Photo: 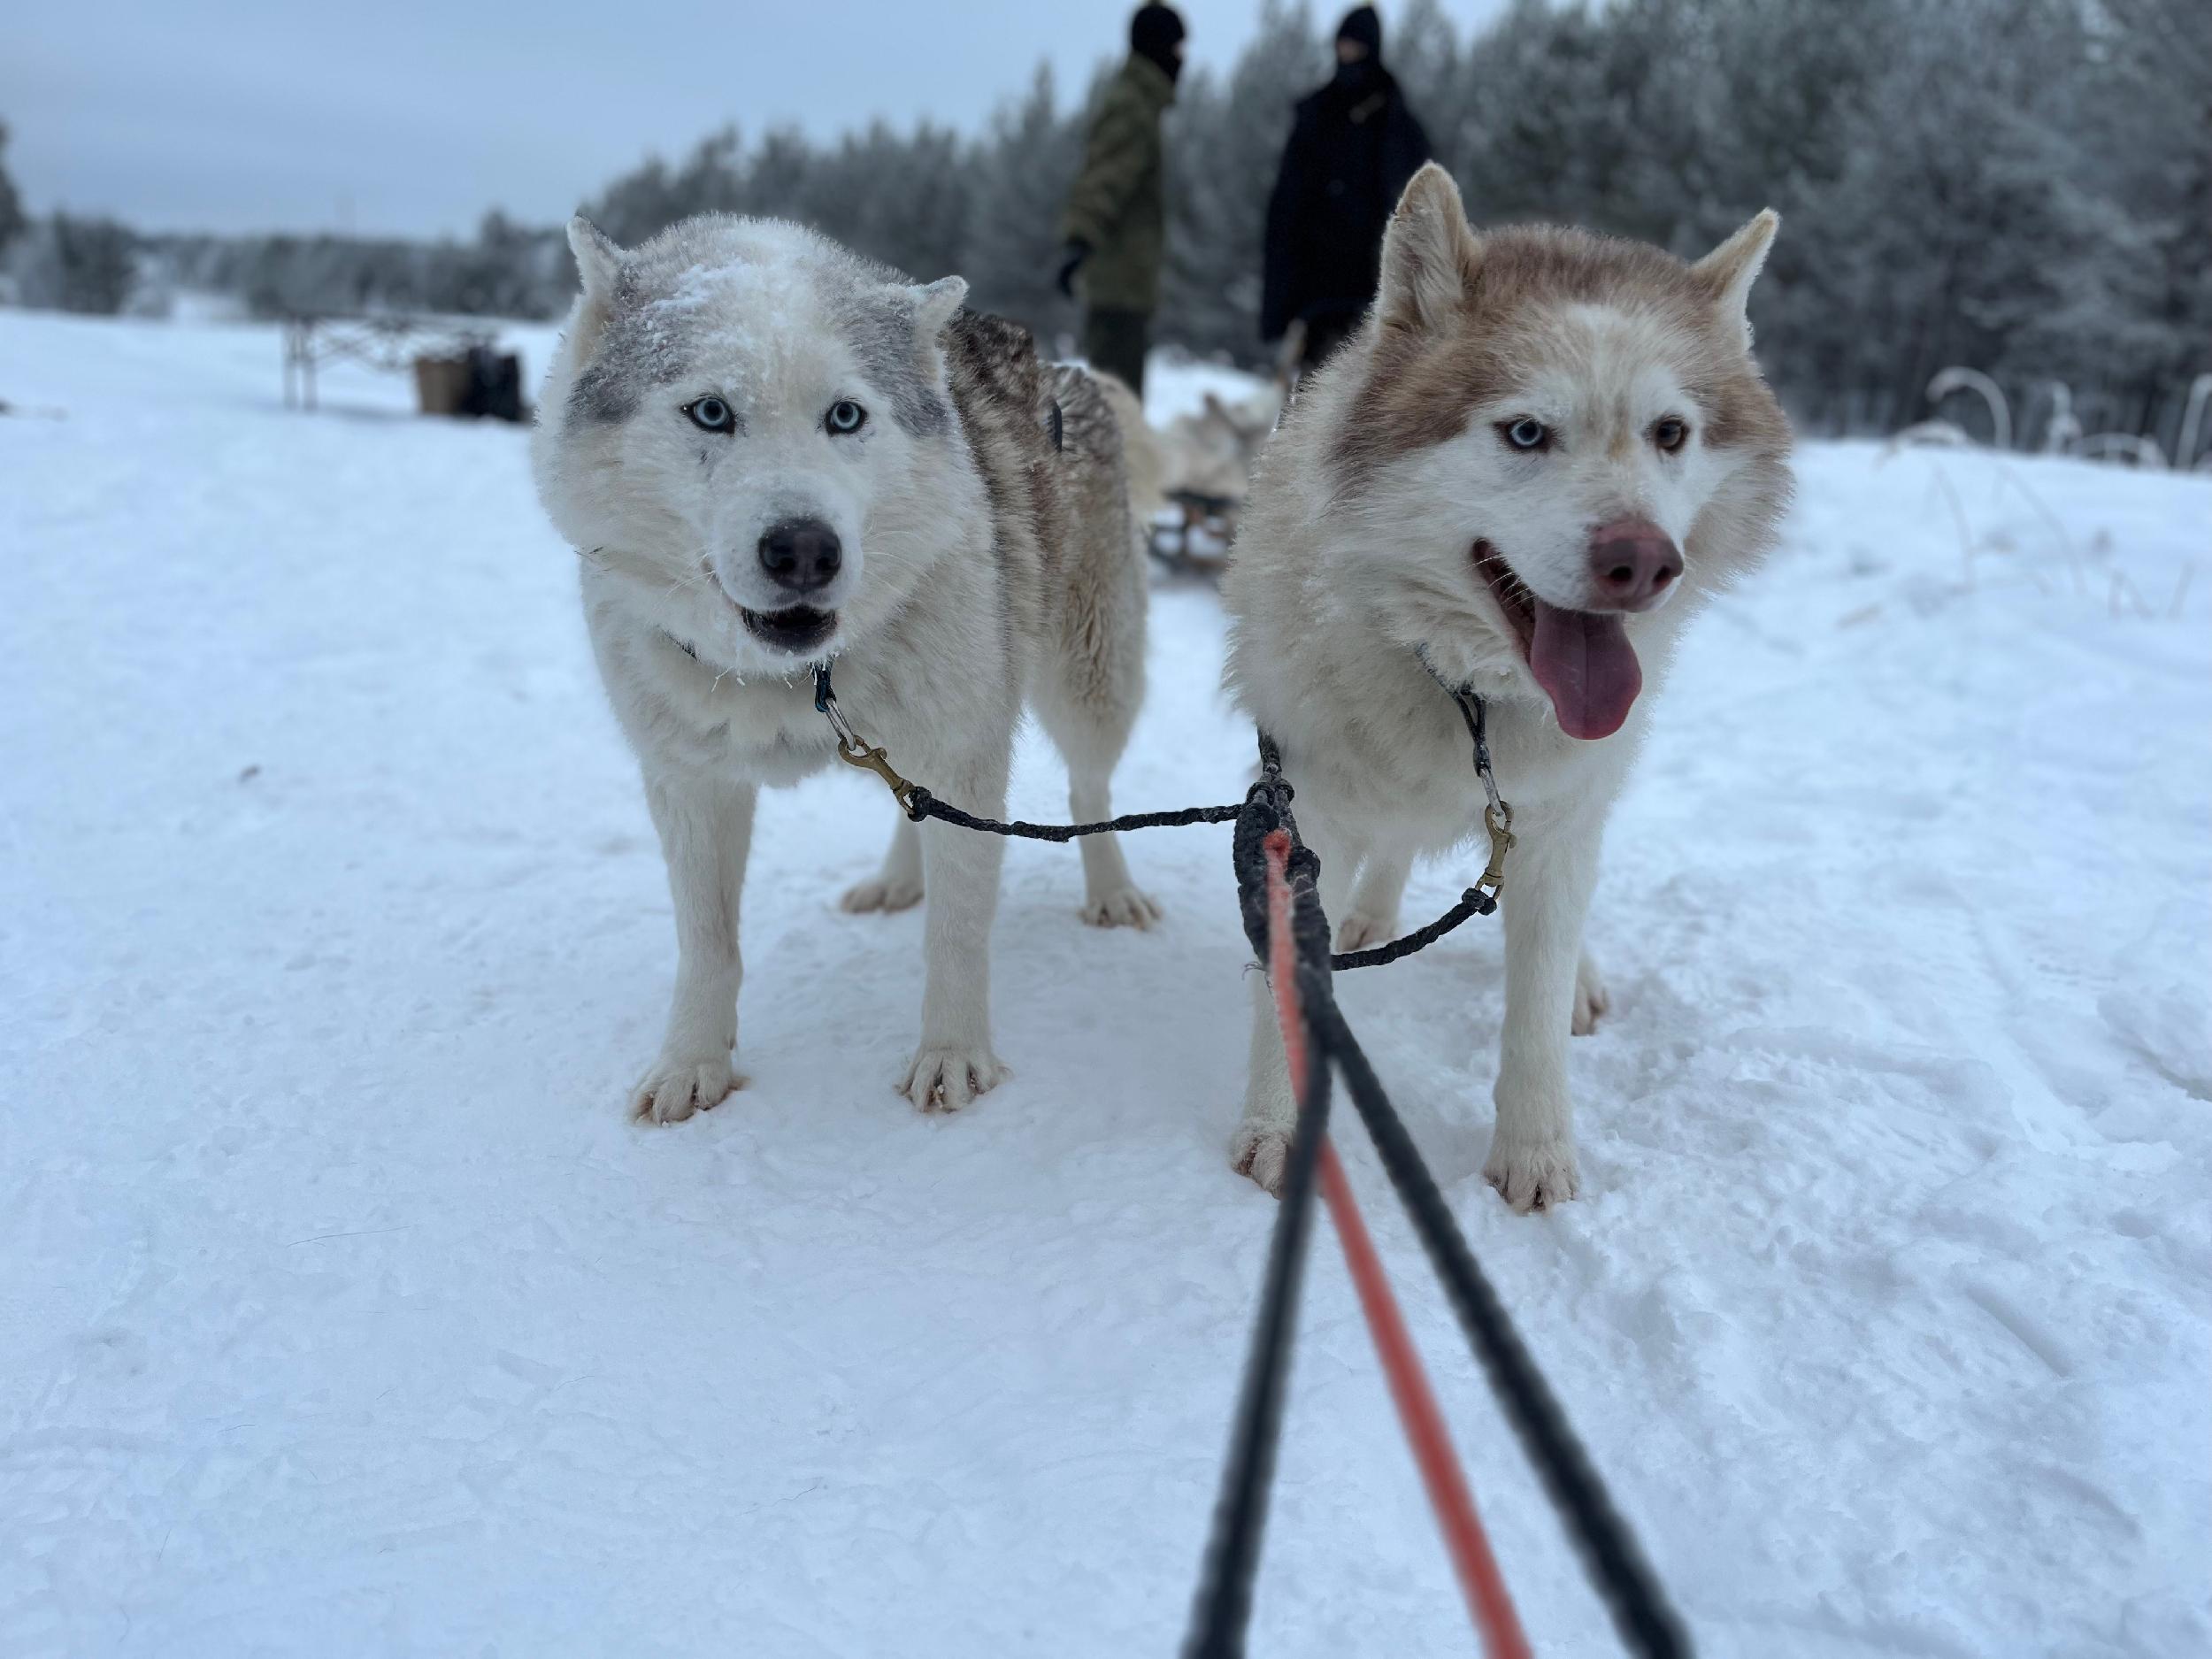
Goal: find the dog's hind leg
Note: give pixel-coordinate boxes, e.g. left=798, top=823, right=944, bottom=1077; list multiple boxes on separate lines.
left=1033, top=595, right=1161, bottom=932
left=634, top=770, right=756, bottom=1125
left=841, top=814, right=925, bottom=913
left=1333, top=842, right=1412, bottom=953
left=1572, top=949, right=1610, bottom=1035
left=1231, top=970, right=1298, bottom=1193
left=1051, top=703, right=1163, bottom=928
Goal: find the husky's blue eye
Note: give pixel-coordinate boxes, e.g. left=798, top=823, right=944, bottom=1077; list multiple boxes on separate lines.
left=1502, top=417, right=1550, bottom=452
left=686, top=396, right=735, bottom=434
left=826, top=399, right=867, bottom=435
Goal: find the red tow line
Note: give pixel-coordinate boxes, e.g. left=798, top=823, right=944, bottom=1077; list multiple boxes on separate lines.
left=1263, top=830, right=1532, bottom=1659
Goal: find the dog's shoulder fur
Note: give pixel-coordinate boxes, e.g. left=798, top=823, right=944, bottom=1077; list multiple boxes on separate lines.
left=937, top=309, right=1140, bottom=660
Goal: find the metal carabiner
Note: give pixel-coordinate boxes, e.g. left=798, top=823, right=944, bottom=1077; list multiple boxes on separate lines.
left=835, top=735, right=920, bottom=815
left=1475, top=799, right=1516, bottom=901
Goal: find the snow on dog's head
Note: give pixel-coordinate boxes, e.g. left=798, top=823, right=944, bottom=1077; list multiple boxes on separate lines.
left=1323, top=165, right=1793, bottom=740
left=533, top=214, right=969, bottom=670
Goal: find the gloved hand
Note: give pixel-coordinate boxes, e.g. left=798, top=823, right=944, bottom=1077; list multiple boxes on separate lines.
left=1055, top=240, right=1091, bottom=300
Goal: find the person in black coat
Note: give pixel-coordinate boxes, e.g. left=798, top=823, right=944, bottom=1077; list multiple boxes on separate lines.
left=1260, top=6, right=1433, bottom=377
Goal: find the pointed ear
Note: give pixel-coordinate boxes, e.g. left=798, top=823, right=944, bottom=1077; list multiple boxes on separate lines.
left=911, top=276, right=967, bottom=340
left=1693, top=210, right=1778, bottom=346
left=567, top=215, right=624, bottom=303
left=1377, top=163, right=1480, bottom=334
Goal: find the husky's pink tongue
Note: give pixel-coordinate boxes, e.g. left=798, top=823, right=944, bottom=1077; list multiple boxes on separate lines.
left=1527, top=599, right=1642, bottom=740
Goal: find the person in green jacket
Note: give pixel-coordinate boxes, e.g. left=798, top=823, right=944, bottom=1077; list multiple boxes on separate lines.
left=1056, top=4, right=1184, bottom=396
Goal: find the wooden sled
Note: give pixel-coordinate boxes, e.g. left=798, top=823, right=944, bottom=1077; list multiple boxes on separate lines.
left=1147, top=488, right=1240, bottom=577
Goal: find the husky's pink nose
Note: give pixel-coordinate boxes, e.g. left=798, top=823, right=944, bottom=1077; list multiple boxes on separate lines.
left=1587, top=518, right=1682, bottom=611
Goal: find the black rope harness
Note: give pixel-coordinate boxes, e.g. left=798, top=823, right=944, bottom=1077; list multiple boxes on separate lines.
left=806, top=657, right=1687, bottom=1653
left=906, top=791, right=1244, bottom=841
left=811, top=662, right=1509, bottom=972
left=1186, top=738, right=1691, bottom=1659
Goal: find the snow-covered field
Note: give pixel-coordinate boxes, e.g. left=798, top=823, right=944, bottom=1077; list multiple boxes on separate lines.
left=4, top=311, right=2208, bottom=1657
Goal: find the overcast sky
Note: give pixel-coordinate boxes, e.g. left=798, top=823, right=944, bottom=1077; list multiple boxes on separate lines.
left=4, top=1, right=1504, bottom=239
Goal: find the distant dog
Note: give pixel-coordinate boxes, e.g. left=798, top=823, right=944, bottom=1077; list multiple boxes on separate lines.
left=1158, top=385, right=1281, bottom=508
left=1222, top=165, right=1793, bottom=1210
left=1091, top=372, right=1167, bottom=523
left=533, top=215, right=1156, bottom=1123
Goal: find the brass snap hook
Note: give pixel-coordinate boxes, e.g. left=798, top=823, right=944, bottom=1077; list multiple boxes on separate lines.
left=835, top=736, right=919, bottom=815
left=1476, top=800, right=1515, bottom=900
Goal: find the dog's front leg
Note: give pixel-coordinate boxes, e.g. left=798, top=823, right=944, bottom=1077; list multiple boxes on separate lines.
left=633, top=770, right=757, bottom=1124
left=901, top=749, right=1010, bottom=1112
left=1485, top=817, right=1601, bottom=1210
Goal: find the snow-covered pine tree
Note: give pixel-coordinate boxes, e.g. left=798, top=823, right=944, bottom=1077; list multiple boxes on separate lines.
left=0, top=121, right=25, bottom=259
left=961, top=65, right=1087, bottom=349
left=14, top=213, right=138, bottom=315
left=1388, top=0, right=1465, bottom=180
left=1157, top=0, right=1325, bottom=359
left=78, top=0, right=2200, bottom=446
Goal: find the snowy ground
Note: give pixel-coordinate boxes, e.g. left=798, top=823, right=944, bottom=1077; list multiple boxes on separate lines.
left=4, top=311, right=2208, bottom=1657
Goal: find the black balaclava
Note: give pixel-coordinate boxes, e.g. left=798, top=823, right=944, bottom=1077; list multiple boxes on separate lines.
left=1334, top=4, right=1384, bottom=89
left=1131, top=4, right=1187, bottom=84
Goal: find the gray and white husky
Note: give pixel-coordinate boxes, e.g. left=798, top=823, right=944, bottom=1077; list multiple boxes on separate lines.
left=1223, top=165, right=1793, bottom=1210
left=533, top=215, right=1156, bottom=1124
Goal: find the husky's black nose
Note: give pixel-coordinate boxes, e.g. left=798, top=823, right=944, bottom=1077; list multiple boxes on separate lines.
left=757, top=519, right=842, bottom=593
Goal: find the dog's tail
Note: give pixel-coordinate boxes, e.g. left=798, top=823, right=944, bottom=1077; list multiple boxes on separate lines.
left=1089, top=371, right=1168, bottom=529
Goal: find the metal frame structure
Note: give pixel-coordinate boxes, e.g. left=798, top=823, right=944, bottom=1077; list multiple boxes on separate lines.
left=280, top=314, right=498, bottom=411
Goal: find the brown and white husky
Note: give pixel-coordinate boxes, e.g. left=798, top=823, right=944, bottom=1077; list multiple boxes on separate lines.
left=1222, top=165, right=1793, bottom=1211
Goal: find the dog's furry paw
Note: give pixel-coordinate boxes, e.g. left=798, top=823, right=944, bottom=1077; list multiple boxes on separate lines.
left=1333, top=910, right=1402, bottom=953
left=1083, top=886, right=1164, bottom=929
left=1230, top=1122, right=1294, bottom=1196
left=1572, top=955, right=1611, bottom=1036
left=841, top=873, right=924, bottom=914
left=1482, top=1134, right=1580, bottom=1213
left=630, top=1053, right=741, bottom=1125
left=900, top=1045, right=1007, bottom=1113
